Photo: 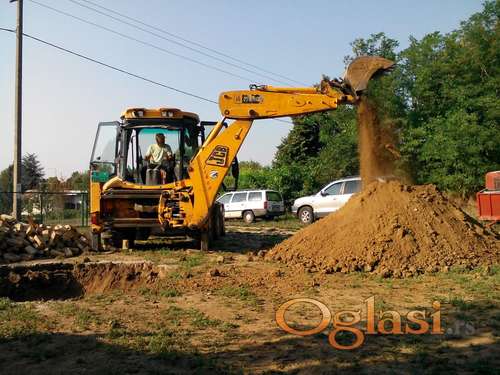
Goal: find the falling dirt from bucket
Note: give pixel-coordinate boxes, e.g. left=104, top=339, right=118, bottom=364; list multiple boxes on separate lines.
left=357, top=97, right=399, bottom=186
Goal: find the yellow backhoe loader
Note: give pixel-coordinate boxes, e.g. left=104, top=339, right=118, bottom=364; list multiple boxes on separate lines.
left=89, top=56, right=394, bottom=250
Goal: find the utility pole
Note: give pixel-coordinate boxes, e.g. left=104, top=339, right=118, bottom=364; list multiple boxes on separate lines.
left=12, top=0, right=23, bottom=219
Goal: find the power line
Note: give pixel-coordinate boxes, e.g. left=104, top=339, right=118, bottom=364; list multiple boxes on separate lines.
left=28, top=0, right=258, bottom=83
left=71, top=0, right=307, bottom=86
left=0, top=27, right=293, bottom=124
left=66, top=0, right=295, bottom=86
left=23, top=31, right=218, bottom=104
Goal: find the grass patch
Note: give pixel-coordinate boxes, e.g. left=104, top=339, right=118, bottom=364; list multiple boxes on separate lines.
left=228, top=213, right=301, bottom=230
left=147, top=327, right=189, bottom=354
left=217, top=285, right=260, bottom=308
left=187, top=308, right=222, bottom=329
left=163, top=305, right=185, bottom=326
left=179, top=253, right=206, bottom=270
left=0, top=298, right=44, bottom=338
left=54, top=304, right=100, bottom=330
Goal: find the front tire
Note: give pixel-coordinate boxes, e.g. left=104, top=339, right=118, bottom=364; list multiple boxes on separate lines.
left=242, top=210, right=255, bottom=224
left=298, top=206, right=314, bottom=225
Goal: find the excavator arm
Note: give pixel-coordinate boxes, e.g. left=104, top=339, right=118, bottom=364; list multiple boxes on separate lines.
left=158, top=56, right=394, bottom=249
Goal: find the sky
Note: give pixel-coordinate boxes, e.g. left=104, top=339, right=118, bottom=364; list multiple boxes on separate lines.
left=0, top=0, right=484, bottom=178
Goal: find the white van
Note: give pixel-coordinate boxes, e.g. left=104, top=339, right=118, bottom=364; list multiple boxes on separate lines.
left=216, top=190, right=285, bottom=223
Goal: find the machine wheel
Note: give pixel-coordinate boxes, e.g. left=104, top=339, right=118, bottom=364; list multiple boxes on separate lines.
left=91, top=232, right=102, bottom=251
left=298, top=206, right=314, bottom=225
left=200, top=228, right=213, bottom=251
left=102, top=229, right=136, bottom=249
left=102, top=231, right=122, bottom=249
left=242, top=210, right=255, bottom=224
left=219, top=210, right=226, bottom=237
left=213, top=203, right=225, bottom=238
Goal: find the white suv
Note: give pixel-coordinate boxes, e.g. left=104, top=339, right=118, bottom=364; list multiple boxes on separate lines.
left=217, top=190, right=285, bottom=223
left=292, top=177, right=361, bottom=224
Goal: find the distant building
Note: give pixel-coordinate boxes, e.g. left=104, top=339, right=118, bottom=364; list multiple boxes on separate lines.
left=22, top=190, right=87, bottom=216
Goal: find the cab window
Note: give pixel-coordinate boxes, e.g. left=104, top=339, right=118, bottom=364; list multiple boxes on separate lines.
left=324, top=182, right=343, bottom=195
left=343, top=180, right=361, bottom=194
left=231, top=192, right=248, bottom=203
left=248, top=192, right=262, bottom=201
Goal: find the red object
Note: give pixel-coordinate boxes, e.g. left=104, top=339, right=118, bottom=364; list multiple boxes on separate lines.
left=477, top=171, right=500, bottom=221
left=485, top=171, right=500, bottom=191
left=477, top=191, right=500, bottom=220
left=263, top=201, right=268, bottom=210
left=90, top=212, right=100, bottom=225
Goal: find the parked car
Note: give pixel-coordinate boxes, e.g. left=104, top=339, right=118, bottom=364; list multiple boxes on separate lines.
left=216, top=190, right=285, bottom=223
left=292, top=177, right=362, bottom=225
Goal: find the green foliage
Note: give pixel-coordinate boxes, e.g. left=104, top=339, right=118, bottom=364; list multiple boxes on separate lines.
left=398, top=0, right=500, bottom=194
left=344, top=31, right=400, bottom=64
left=0, top=153, right=45, bottom=214
left=401, top=110, right=500, bottom=195
left=239, top=2, right=499, bottom=199
left=65, top=170, right=90, bottom=191
left=273, top=116, right=321, bottom=167
left=22, top=153, right=45, bottom=190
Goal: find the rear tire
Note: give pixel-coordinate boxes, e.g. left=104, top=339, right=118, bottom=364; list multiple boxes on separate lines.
left=298, top=206, right=314, bottom=225
left=214, top=204, right=225, bottom=238
left=102, top=229, right=135, bottom=249
left=200, top=230, right=210, bottom=251
left=242, top=210, right=255, bottom=224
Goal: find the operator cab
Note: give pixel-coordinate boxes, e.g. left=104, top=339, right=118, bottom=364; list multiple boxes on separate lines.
left=90, top=107, right=211, bottom=185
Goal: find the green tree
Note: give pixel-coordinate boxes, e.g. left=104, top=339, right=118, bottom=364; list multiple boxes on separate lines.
left=0, top=154, right=45, bottom=213
left=65, top=171, right=90, bottom=191
left=21, top=153, right=44, bottom=190
left=273, top=116, right=321, bottom=167
left=399, top=0, right=500, bottom=194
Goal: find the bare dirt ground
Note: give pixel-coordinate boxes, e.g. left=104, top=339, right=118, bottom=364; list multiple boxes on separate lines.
left=1, top=221, right=499, bottom=374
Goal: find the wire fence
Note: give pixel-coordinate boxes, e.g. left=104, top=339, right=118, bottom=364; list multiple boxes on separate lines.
left=0, top=191, right=89, bottom=227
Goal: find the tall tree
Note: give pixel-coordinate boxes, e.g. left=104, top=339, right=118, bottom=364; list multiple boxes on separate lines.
left=22, top=153, right=44, bottom=190
left=65, top=171, right=90, bottom=191
left=273, top=116, right=322, bottom=167
left=0, top=153, right=44, bottom=213
left=399, top=0, right=500, bottom=194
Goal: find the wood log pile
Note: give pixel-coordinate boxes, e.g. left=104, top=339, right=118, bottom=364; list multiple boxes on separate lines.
left=0, top=214, right=92, bottom=263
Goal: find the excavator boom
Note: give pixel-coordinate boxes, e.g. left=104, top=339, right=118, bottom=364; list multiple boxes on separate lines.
left=219, top=56, right=394, bottom=119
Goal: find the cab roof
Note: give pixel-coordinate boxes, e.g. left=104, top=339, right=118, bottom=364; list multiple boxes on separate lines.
left=121, top=107, right=200, bottom=123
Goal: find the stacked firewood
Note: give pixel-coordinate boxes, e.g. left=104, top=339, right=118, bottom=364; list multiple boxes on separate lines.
left=0, top=214, right=92, bottom=263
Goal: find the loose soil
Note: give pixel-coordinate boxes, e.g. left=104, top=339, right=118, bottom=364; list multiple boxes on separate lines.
left=268, top=181, right=500, bottom=277
left=0, top=226, right=499, bottom=374
left=357, top=97, right=399, bottom=185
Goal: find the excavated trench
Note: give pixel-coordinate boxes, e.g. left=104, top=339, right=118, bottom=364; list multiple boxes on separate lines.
left=0, top=261, right=167, bottom=301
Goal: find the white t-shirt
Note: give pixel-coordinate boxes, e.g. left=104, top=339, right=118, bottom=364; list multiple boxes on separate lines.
left=146, top=143, right=172, bottom=164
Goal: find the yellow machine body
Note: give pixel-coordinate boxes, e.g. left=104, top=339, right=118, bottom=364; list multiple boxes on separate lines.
left=89, top=56, right=394, bottom=250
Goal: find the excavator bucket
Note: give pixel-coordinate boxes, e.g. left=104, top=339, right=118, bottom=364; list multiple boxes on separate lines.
left=343, top=56, right=395, bottom=96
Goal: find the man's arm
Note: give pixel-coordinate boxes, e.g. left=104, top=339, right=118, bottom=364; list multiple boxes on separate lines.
left=164, top=144, right=173, bottom=159
left=145, top=145, right=153, bottom=161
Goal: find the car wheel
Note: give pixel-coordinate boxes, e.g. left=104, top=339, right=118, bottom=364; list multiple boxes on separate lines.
left=243, top=210, right=255, bottom=224
left=298, top=206, right=314, bottom=225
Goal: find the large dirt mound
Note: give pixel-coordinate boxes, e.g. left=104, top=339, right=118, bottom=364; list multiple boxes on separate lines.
left=267, top=181, right=500, bottom=277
